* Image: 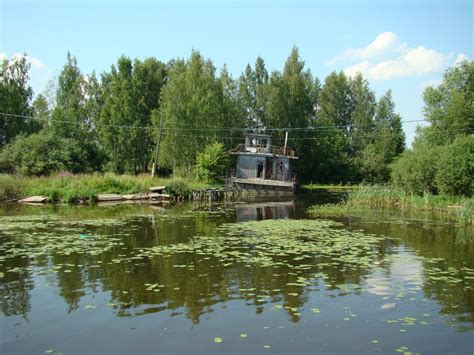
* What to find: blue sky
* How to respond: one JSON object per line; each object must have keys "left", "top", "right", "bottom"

{"left": 1, "top": 0, "right": 472, "bottom": 145}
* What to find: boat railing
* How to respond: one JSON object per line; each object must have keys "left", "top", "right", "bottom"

{"left": 229, "top": 144, "right": 296, "bottom": 157}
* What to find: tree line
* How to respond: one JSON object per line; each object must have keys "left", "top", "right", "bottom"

{"left": 0, "top": 48, "right": 471, "bottom": 194}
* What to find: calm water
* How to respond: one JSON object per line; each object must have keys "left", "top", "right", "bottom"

{"left": 1, "top": 193, "right": 473, "bottom": 355}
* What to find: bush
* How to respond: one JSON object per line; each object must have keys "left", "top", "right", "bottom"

{"left": 435, "top": 135, "right": 473, "bottom": 196}
{"left": 195, "top": 142, "right": 229, "bottom": 183}
{"left": 390, "top": 144, "right": 442, "bottom": 195}
{"left": 0, "top": 174, "right": 21, "bottom": 201}
{"left": 358, "top": 143, "right": 390, "bottom": 183}
{"left": 0, "top": 131, "right": 92, "bottom": 175}
{"left": 165, "top": 178, "right": 191, "bottom": 196}
{"left": 391, "top": 135, "right": 473, "bottom": 196}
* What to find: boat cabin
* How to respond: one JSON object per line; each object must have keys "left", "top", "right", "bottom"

{"left": 228, "top": 133, "right": 298, "bottom": 193}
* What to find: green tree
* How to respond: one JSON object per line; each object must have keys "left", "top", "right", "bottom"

{"left": 47, "top": 53, "right": 101, "bottom": 171}
{"left": 418, "top": 60, "right": 473, "bottom": 146}
{"left": 317, "top": 71, "right": 354, "bottom": 181}
{"left": 0, "top": 55, "right": 33, "bottom": 147}
{"left": 99, "top": 56, "right": 166, "bottom": 173}
{"left": 30, "top": 94, "right": 49, "bottom": 132}
{"left": 363, "top": 90, "right": 405, "bottom": 182}
{"left": 219, "top": 65, "right": 245, "bottom": 149}
{"left": 0, "top": 131, "right": 89, "bottom": 175}
{"left": 266, "top": 47, "right": 319, "bottom": 179}
{"left": 238, "top": 57, "right": 269, "bottom": 130}
{"left": 158, "top": 51, "right": 224, "bottom": 172}
{"left": 319, "top": 71, "right": 354, "bottom": 128}
{"left": 390, "top": 144, "right": 441, "bottom": 195}
{"left": 435, "top": 135, "right": 473, "bottom": 196}
{"left": 349, "top": 73, "right": 376, "bottom": 155}
{"left": 195, "top": 142, "right": 229, "bottom": 183}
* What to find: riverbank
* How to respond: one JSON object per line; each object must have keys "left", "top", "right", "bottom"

{"left": 300, "top": 183, "right": 356, "bottom": 192}
{"left": 0, "top": 173, "right": 223, "bottom": 204}
{"left": 308, "top": 185, "right": 473, "bottom": 226}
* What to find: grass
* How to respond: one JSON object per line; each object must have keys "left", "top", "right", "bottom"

{"left": 0, "top": 174, "right": 21, "bottom": 201}
{"left": 300, "top": 183, "right": 356, "bottom": 191}
{"left": 308, "top": 185, "right": 473, "bottom": 226}
{"left": 0, "top": 173, "right": 223, "bottom": 204}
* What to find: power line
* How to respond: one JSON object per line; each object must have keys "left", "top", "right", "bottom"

{"left": 0, "top": 111, "right": 431, "bottom": 132}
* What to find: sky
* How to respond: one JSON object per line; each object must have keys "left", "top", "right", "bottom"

{"left": 1, "top": 0, "right": 472, "bottom": 146}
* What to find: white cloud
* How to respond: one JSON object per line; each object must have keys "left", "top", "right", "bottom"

{"left": 328, "top": 32, "right": 404, "bottom": 65}
{"left": 455, "top": 52, "right": 469, "bottom": 65}
{"left": 0, "top": 52, "right": 51, "bottom": 96}
{"left": 332, "top": 32, "right": 462, "bottom": 81}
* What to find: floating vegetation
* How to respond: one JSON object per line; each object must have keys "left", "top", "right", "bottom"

{"left": 0, "top": 214, "right": 131, "bottom": 276}
{"left": 1, "top": 202, "right": 474, "bottom": 353}
{"left": 137, "top": 219, "right": 393, "bottom": 273}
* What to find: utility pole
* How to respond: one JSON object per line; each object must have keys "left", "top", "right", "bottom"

{"left": 284, "top": 131, "right": 289, "bottom": 156}
{"left": 151, "top": 114, "right": 164, "bottom": 178}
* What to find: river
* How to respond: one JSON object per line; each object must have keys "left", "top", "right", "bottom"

{"left": 1, "top": 192, "right": 473, "bottom": 354}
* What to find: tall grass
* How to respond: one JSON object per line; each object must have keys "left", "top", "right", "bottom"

{"left": 0, "top": 174, "right": 21, "bottom": 201}
{"left": 309, "top": 185, "right": 473, "bottom": 226}
{"left": 0, "top": 173, "right": 222, "bottom": 203}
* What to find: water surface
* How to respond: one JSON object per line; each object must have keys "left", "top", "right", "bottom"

{"left": 1, "top": 193, "right": 473, "bottom": 354}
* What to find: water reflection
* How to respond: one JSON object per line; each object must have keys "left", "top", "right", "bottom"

{"left": 1, "top": 196, "right": 473, "bottom": 354}
{"left": 234, "top": 200, "right": 295, "bottom": 222}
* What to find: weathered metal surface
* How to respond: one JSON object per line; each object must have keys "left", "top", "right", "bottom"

{"left": 230, "top": 144, "right": 298, "bottom": 159}
{"left": 232, "top": 178, "right": 296, "bottom": 188}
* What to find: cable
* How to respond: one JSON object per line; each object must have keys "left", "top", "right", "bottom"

{"left": 0, "top": 111, "right": 433, "bottom": 132}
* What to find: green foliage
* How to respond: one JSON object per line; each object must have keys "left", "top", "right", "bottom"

{"left": 238, "top": 57, "right": 269, "bottom": 130}
{"left": 0, "top": 174, "right": 21, "bottom": 201}
{"left": 16, "top": 173, "right": 200, "bottom": 203}
{"left": 158, "top": 51, "right": 226, "bottom": 171}
{"left": 391, "top": 61, "right": 473, "bottom": 197}
{"left": 265, "top": 47, "right": 320, "bottom": 180}
{"left": 457, "top": 200, "right": 473, "bottom": 226}
{"left": 99, "top": 56, "right": 167, "bottom": 173}
{"left": 0, "top": 55, "right": 34, "bottom": 147}
{"left": 417, "top": 60, "right": 473, "bottom": 146}
{"left": 390, "top": 144, "right": 442, "bottom": 195}
{"left": 358, "top": 143, "right": 390, "bottom": 183}
{"left": 315, "top": 72, "right": 404, "bottom": 183}
{"left": 435, "top": 135, "right": 473, "bottom": 196}
{"left": 0, "top": 48, "right": 427, "bottom": 188}
{"left": 308, "top": 186, "right": 473, "bottom": 226}
{"left": 165, "top": 178, "right": 192, "bottom": 196}
{"left": 195, "top": 142, "right": 229, "bottom": 183}
{"left": 0, "top": 131, "right": 92, "bottom": 176}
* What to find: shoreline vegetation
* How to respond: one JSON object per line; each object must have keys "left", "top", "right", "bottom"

{"left": 0, "top": 173, "right": 222, "bottom": 204}
{"left": 308, "top": 185, "right": 473, "bottom": 226}
{"left": 2, "top": 173, "right": 471, "bottom": 226}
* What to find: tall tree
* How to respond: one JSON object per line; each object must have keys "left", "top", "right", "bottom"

{"left": 238, "top": 57, "right": 269, "bottom": 130}
{"left": 50, "top": 52, "right": 88, "bottom": 138}
{"left": 158, "top": 51, "right": 224, "bottom": 171}
{"left": 219, "top": 65, "right": 245, "bottom": 149}
{"left": 417, "top": 60, "right": 474, "bottom": 146}
{"left": 319, "top": 71, "right": 354, "bottom": 128}
{"left": 0, "top": 55, "right": 33, "bottom": 147}
{"left": 373, "top": 90, "right": 405, "bottom": 158}
{"left": 349, "top": 73, "right": 376, "bottom": 155}
{"left": 99, "top": 56, "right": 166, "bottom": 173}
{"left": 360, "top": 90, "right": 405, "bottom": 182}
{"left": 266, "top": 47, "right": 319, "bottom": 179}
{"left": 47, "top": 53, "right": 102, "bottom": 171}
{"left": 317, "top": 71, "right": 355, "bottom": 181}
